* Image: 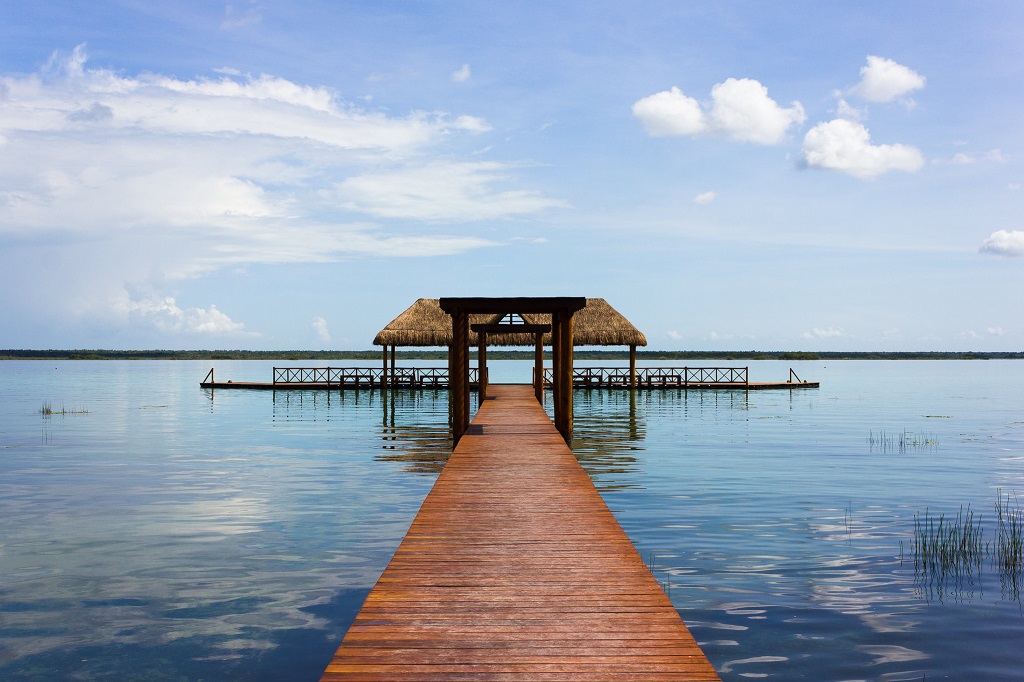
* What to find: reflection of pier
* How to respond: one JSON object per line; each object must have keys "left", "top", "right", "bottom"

{"left": 319, "top": 384, "right": 720, "bottom": 680}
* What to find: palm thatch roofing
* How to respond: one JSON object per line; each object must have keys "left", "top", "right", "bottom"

{"left": 373, "top": 298, "right": 647, "bottom": 348}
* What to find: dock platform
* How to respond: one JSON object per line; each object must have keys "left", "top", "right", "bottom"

{"left": 319, "top": 384, "right": 721, "bottom": 681}
{"left": 200, "top": 366, "right": 817, "bottom": 391}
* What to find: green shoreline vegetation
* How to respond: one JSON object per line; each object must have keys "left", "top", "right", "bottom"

{"left": 2, "top": 349, "right": 1022, "bottom": 361}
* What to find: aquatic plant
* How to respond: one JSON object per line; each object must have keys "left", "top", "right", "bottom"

{"left": 994, "top": 490, "right": 1024, "bottom": 600}
{"left": 39, "top": 402, "right": 89, "bottom": 415}
{"left": 868, "top": 429, "right": 938, "bottom": 453}
{"left": 913, "top": 505, "right": 985, "bottom": 574}
{"left": 994, "top": 489, "right": 1023, "bottom": 570}
{"left": 910, "top": 490, "right": 1024, "bottom": 602}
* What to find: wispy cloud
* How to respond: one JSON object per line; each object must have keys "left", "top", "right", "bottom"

{"left": 0, "top": 46, "right": 552, "bottom": 338}
{"left": 451, "top": 64, "right": 471, "bottom": 83}
{"left": 335, "top": 161, "right": 568, "bottom": 222}
{"left": 693, "top": 191, "right": 717, "bottom": 205}
{"left": 802, "top": 326, "right": 845, "bottom": 340}
{"left": 222, "top": 2, "right": 263, "bottom": 30}
{"left": 948, "top": 149, "right": 1007, "bottom": 165}
{"left": 312, "top": 316, "right": 331, "bottom": 344}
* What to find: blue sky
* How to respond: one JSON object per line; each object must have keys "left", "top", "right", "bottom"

{"left": 1, "top": 1, "right": 1021, "bottom": 351}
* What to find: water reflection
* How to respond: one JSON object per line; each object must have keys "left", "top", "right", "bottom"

{"left": 558, "top": 389, "right": 647, "bottom": 491}
{"left": 376, "top": 389, "right": 454, "bottom": 474}
{"left": 266, "top": 386, "right": 653, "bottom": 483}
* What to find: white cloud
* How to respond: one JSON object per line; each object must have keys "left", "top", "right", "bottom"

{"left": 987, "top": 326, "right": 1005, "bottom": 336}
{"left": 452, "top": 64, "right": 471, "bottom": 83}
{"left": 802, "top": 326, "right": 845, "bottom": 340}
{"left": 0, "top": 44, "right": 482, "bottom": 156}
{"left": 312, "top": 316, "right": 331, "bottom": 344}
{"left": 123, "top": 296, "right": 251, "bottom": 335}
{"left": 336, "top": 161, "right": 568, "bottom": 222}
{"left": 708, "top": 78, "right": 806, "bottom": 144}
{"left": 0, "top": 46, "right": 551, "bottom": 336}
{"left": 633, "top": 78, "right": 804, "bottom": 145}
{"left": 693, "top": 191, "right": 717, "bottom": 205}
{"left": 632, "top": 87, "right": 707, "bottom": 137}
{"left": 666, "top": 330, "right": 683, "bottom": 340}
{"left": 979, "top": 229, "right": 1024, "bottom": 257}
{"left": 852, "top": 56, "right": 925, "bottom": 104}
{"left": 801, "top": 119, "right": 924, "bottom": 179}
{"left": 706, "top": 331, "right": 733, "bottom": 341}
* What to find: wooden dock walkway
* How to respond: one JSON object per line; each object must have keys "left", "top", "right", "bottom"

{"left": 320, "top": 384, "right": 720, "bottom": 681}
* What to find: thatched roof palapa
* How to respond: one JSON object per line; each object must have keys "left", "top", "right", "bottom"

{"left": 373, "top": 298, "right": 646, "bottom": 348}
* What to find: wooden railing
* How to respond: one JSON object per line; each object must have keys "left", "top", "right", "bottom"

{"left": 272, "top": 367, "right": 478, "bottom": 388}
{"left": 537, "top": 366, "right": 749, "bottom": 388}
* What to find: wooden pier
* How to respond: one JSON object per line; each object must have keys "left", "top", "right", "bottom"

{"left": 320, "top": 384, "right": 720, "bottom": 681}
{"left": 200, "top": 366, "right": 817, "bottom": 391}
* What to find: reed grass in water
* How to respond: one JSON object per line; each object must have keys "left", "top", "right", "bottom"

{"left": 911, "top": 490, "right": 1024, "bottom": 601}
{"left": 869, "top": 429, "right": 938, "bottom": 453}
{"left": 40, "top": 401, "right": 90, "bottom": 415}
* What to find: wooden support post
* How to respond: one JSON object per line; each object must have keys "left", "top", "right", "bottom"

{"left": 381, "top": 345, "right": 388, "bottom": 389}
{"left": 447, "top": 344, "right": 454, "bottom": 427}
{"left": 629, "top": 344, "right": 637, "bottom": 389}
{"left": 390, "top": 345, "right": 396, "bottom": 386}
{"left": 477, "top": 332, "right": 488, "bottom": 405}
{"left": 551, "top": 311, "right": 561, "bottom": 434}
{"left": 558, "top": 312, "right": 574, "bottom": 444}
{"left": 534, "top": 332, "right": 544, "bottom": 403}
{"left": 451, "top": 310, "right": 470, "bottom": 447}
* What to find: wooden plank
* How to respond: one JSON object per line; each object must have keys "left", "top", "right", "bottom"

{"left": 319, "top": 384, "right": 720, "bottom": 681}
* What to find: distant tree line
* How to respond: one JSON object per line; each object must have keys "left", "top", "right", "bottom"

{"left": 1, "top": 349, "right": 1022, "bottom": 361}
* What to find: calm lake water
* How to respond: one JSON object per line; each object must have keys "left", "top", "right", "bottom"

{"left": 1, "top": 359, "right": 1023, "bottom": 680}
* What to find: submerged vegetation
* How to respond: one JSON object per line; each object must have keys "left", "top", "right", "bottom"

{"left": 868, "top": 430, "right": 939, "bottom": 453}
{"left": 911, "top": 490, "right": 1024, "bottom": 601}
{"left": 40, "top": 401, "right": 90, "bottom": 415}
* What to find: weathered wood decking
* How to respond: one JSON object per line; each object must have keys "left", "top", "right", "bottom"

{"left": 320, "top": 384, "right": 720, "bottom": 681}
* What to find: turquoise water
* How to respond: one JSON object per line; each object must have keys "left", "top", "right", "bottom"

{"left": 1, "top": 359, "right": 1023, "bottom": 680}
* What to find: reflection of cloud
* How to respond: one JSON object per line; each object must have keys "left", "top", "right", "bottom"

{"left": 718, "top": 655, "right": 788, "bottom": 675}
{"left": 857, "top": 644, "right": 929, "bottom": 665}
